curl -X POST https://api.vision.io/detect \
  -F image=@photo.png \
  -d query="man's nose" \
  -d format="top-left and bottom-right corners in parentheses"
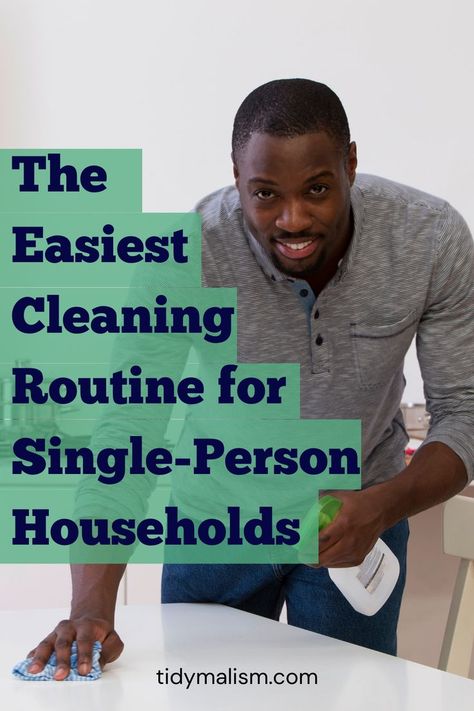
top-left (275, 200), bottom-right (312, 233)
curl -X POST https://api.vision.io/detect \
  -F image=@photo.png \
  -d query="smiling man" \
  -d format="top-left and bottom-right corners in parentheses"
top-left (161, 78), bottom-right (473, 653)
top-left (27, 79), bottom-right (474, 678)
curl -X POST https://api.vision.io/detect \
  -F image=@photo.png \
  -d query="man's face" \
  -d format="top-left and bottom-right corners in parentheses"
top-left (233, 131), bottom-right (357, 280)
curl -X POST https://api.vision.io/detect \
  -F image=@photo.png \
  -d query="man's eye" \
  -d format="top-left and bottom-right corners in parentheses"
top-left (309, 185), bottom-right (327, 195)
top-left (255, 189), bottom-right (275, 200)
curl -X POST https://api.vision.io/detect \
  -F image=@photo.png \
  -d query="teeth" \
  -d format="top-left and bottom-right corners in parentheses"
top-left (284, 240), bottom-right (312, 251)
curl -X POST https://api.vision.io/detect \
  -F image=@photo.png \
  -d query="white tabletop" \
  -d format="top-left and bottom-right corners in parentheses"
top-left (0, 604), bottom-right (472, 711)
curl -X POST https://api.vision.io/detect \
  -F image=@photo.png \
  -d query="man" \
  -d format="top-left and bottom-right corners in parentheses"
top-left (27, 79), bottom-right (473, 679)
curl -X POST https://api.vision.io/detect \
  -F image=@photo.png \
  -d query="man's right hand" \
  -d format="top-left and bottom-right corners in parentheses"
top-left (26, 616), bottom-right (124, 680)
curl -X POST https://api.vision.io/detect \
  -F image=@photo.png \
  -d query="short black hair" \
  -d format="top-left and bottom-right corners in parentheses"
top-left (232, 78), bottom-right (350, 159)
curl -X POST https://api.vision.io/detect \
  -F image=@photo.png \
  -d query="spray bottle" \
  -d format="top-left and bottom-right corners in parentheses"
top-left (300, 495), bottom-right (400, 616)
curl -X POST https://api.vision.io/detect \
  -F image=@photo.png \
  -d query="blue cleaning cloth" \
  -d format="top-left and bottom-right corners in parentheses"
top-left (12, 641), bottom-right (102, 681)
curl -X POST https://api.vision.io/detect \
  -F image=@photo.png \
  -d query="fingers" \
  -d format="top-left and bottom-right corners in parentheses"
top-left (51, 620), bottom-right (75, 680)
top-left (27, 635), bottom-right (55, 675)
top-left (318, 539), bottom-right (362, 568)
top-left (317, 518), bottom-right (374, 567)
top-left (319, 527), bottom-right (380, 567)
top-left (312, 489), bottom-right (384, 568)
top-left (26, 618), bottom-right (124, 680)
top-left (318, 516), bottom-right (346, 552)
top-left (76, 628), bottom-right (96, 676)
top-left (319, 518), bottom-right (342, 544)
top-left (26, 621), bottom-right (75, 680)
top-left (302, 522), bottom-right (345, 568)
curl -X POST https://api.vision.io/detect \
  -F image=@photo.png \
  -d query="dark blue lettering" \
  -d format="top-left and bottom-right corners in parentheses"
top-left (198, 519), bottom-right (226, 545)
top-left (12, 367), bottom-right (48, 404)
top-left (12, 508), bottom-right (49, 544)
top-left (50, 518), bottom-right (78, 545)
top-left (243, 506), bottom-right (274, 545)
top-left (80, 164), bottom-right (107, 192)
top-left (11, 156), bottom-right (46, 192)
top-left (12, 226), bottom-right (44, 262)
top-left (193, 438), bottom-right (224, 474)
top-left (12, 296), bottom-right (44, 333)
top-left (136, 518), bottom-right (163, 545)
top-left (328, 448), bottom-right (360, 474)
top-left (300, 448), bottom-right (327, 475)
top-left (275, 518), bottom-right (300, 545)
top-left (12, 438), bottom-right (46, 474)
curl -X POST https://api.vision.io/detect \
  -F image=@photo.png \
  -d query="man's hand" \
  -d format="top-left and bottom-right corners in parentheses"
top-left (313, 442), bottom-right (468, 569)
top-left (26, 563), bottom-right (126, 679)
top-left (26, 616), bottom-right (124, 680)
top-left (315, 488), bottom-right (386, 568)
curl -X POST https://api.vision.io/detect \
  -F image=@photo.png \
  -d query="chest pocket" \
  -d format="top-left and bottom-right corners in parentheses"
top-left (351, 310), bottom-right (419, 389)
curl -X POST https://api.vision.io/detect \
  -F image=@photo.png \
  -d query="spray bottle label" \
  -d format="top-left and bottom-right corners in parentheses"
top-left (356, 546), bottom-right (386, 593)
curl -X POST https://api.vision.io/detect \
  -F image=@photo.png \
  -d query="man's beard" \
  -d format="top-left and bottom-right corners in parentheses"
top-left (269, 245), bottom-right (326, 280)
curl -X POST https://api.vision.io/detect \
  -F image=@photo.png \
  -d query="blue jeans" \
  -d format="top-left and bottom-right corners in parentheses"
top-left (161, 518), bottom-right (409, 655)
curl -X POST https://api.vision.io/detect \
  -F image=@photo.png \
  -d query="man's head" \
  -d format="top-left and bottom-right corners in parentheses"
top-left (232, 79), bottom-right (357, 285)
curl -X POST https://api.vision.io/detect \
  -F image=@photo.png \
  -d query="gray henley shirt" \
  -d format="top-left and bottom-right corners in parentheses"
top-left (197, 173), bottom-right (474, 488)
top-left (75, 173), bottom-right (474, 524)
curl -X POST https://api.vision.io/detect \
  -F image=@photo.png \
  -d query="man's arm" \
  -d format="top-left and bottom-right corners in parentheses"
top-left (27, 564), bottom-right (126, 680)
top-left (24, 257), bottom-right (198, 678)
top-left (319, 203), bottom-right (473, 566)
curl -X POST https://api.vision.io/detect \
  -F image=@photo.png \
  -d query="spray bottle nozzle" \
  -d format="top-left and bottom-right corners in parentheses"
top-left (318, 495), bottom-right (343, 531)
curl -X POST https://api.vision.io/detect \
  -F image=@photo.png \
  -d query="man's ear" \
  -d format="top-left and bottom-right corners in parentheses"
top-left (232, 154), bottom-right (240, 188)
top-left (346, 141), bottom-right (357, 186)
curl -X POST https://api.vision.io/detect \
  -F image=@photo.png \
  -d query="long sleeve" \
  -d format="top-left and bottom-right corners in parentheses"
top-left (416, 204), bottom-right (474, 482)
top-left (73, 261), bottom-right (193, 523)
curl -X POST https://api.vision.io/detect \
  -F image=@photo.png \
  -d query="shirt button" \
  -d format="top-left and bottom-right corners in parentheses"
top-left (315, 335), bottom-right (323, 346)
top-left (299, 288), bottom-right (309, 297)
top-left (314, 309), bottom-right (320, 319)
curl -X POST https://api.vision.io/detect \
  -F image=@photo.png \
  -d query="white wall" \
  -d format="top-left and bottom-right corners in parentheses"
top-left (1, 0), bottom-right (473, 401)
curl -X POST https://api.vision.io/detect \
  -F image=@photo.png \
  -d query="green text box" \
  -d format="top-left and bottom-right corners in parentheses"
top-left (0, 286), bottom-right (237, 371)
top-left (0, 419), bottom-right (361, 563)
top-left (0, 213), bottom-right (201, 287)
top-left (0, 150), bottom-right (142, 213)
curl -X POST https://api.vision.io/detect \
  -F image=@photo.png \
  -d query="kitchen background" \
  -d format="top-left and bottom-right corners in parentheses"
top-left (0, 0), bottom-right (472, 678)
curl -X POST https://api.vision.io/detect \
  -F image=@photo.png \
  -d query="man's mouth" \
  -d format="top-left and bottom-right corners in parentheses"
top-left (274, 237), bottom-right (320, 260)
